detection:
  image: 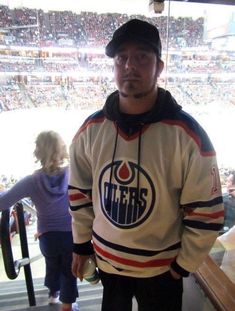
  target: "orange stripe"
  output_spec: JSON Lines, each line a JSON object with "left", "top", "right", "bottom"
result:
{"left": 69, "top": 192, "right": 86, "bottom": 201}
{"left": 162, "top": 119, "right": 215, "bottom": 157}
{"left": 94, "top": 242, "right": 174, "bottom": 268}
{"left": 187, "top": 210, "right": 224, "bottom": 219}
{"left": 73, "top": 116, "right": 105, "bottom": 140}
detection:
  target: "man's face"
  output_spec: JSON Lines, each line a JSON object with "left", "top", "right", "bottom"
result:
{"left": 226, "top": 174, "right": 235, "bottom": 194}
{"left": 113, "top": 41, "right": 163, "bottom": 99}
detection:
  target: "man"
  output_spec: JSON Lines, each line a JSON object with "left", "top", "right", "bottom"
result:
{"left": 223, "top": 171, "right": 235, "bottom": 229}
{"left": 69, "top": 19, "right": 224, "bottom": 311}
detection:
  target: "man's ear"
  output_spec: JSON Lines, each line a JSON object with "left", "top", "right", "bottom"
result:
{"left": 157, "top": 59, "right": 164, "bottom": 77}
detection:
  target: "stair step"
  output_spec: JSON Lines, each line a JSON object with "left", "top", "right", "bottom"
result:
{"left": 1, "top": 220, "right": 103, "bottom": 310}
{"left": 0, "top": 278, "right": 103, "bottom": 311}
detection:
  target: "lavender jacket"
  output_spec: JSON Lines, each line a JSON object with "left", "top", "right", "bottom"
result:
{"left": 0, "top": 167, "right": 71, "bottom": 234}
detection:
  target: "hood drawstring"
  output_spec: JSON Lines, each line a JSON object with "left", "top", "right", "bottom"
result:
{"left": 106, "top": 123, "right": 119, "bottom": 212}
{"left": 136, "top": 124, "right": 142, "bottom": 217}
{"left": 106, "top": 122, "right": 143, "bottom": 221}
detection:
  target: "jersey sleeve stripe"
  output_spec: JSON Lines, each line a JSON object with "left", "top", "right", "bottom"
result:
{"left": 69, "top": 192, "right": 87, "bottom": 201}
{"left": 69, "top": 202, "right": 92, "bottom": 211}
{"left": 182, "top": 196, "right": 223, "bottom": 208}
{"left": 185, "top": 210, "right": 224, "bottom": 219}
{"left": 183, "top": 219, "right": 223, "bottom": 231}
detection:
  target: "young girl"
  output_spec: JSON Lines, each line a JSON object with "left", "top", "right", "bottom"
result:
{"left": 0, "top": 130, "right": 79, "bottom": 311}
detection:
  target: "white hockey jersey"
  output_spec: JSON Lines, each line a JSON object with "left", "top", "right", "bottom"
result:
{"left": 69, "top": 88, "right": 224, "bottom": 278}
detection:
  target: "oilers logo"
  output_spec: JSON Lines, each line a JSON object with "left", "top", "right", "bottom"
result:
{"left": 99, "top": 160, "right": 155, "bottom": 229}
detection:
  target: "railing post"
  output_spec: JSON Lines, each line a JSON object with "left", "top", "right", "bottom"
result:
{"left": 16, "top": 202, "right": 36, "bottom": 306}
{"left": 0, "top": 209, "right": 18, "bottom": 279}
{"left": 0, "top": 202, "right": 36, "bottom": 306}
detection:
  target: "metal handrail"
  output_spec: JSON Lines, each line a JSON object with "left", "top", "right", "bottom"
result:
{"left": 0, "top": 208, "right": 17, "bottom": 278}
{"left": 0, "top": 202, "right": 36, "bottom": 306}
{"left": 22, "top": 198, "right": 37, "bottom": 216}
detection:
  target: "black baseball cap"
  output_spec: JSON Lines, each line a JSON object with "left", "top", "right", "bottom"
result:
{"left": 105, "top": 19, "right": 162, "bottom": 58}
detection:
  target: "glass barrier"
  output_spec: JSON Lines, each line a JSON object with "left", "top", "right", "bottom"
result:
{"left": 0, "top": 1, "right": 234, "bottom": 180}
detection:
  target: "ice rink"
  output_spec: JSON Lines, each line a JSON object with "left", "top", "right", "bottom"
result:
{"left": 0, "top": 107, "right": 93, "bottom": 178}
{"left": 0, "top": 104, "right": 234, "bottom": 178}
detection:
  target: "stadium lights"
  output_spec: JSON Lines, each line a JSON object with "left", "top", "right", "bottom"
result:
{"left": 149, "top": 0, "right": 165, "bottom": 14}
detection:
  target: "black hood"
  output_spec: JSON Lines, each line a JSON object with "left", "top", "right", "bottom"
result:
{"left": 103, "top": 87, "right": 182, "bottom": 125}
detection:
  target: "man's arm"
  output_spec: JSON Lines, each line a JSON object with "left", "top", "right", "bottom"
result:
{"left": 69, "top": 127, "right": 96, "bottom": 275}
{"left": 172, "top": 134, "right": 224, "bottom": 276}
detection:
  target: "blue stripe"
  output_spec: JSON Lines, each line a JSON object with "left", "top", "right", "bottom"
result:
{"left": 182, "top": 196, "right": 223, "bottom": 209}
{"left": 68, "top": 185, "right": 92, "bottom": 194}
{"left": 82, "top": 109, "right": 104, "bottom": 125}
{"left": 93, "top": 230, "right": 181, "bottom": 256}
{"left": 183, "top": 219, "right": 223, "bottom": 231}
{"left": 177, "top": 111, "right": 215, "bottom": 154}
{"left": 69, "top": 203, "right": 92, "bottom": 211}
{"left": 68, "top": 185, "right": 75, "bottom": 189}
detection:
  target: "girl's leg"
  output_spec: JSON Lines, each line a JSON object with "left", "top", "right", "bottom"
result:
{"left": 39, "top": 232, "right": 61, "bottom": 295}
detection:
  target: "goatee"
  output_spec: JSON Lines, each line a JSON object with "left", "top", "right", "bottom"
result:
{"left": 119, "top": 84, "right": 155, "bottom": 99}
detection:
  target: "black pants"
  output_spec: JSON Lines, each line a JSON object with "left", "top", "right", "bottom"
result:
{"left": 99, "top": 270, "right": 183, "bottom": 311}
{"left": 39, "top": 231, "right": 78, "bottom": 304}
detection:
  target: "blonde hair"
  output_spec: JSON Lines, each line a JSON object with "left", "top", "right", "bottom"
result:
{"left": 34, "top": 131, "right": 69, "bottom": 174}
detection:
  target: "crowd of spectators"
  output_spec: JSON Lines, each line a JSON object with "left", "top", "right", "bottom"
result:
{"left": 0, "top": 5, "right": 204, "bottom": 48}
{"left": 0, "top": 77, "right": 234, "bottom": 114}
{"left": 0, "top": 174, "right": 18, "bottom": 190}
{"left": 0, "top": 5, "right": 234, "bottom": 113}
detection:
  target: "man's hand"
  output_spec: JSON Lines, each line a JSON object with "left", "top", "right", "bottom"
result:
{"left": 72, "top": 253, "right": 96, "bottom": 281}
{"left": 170, "top": 268, "right": 182, "bottom": 280}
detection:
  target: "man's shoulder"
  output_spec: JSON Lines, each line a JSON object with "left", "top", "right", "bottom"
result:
{"left": 86, "top": 109, "right": 105, "bottom": 121}
{"left": 81, "top": 109, "right": 106, "bottom": 128}
{"left": 72, "top": 109, "right": 107, "bottom": 140}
